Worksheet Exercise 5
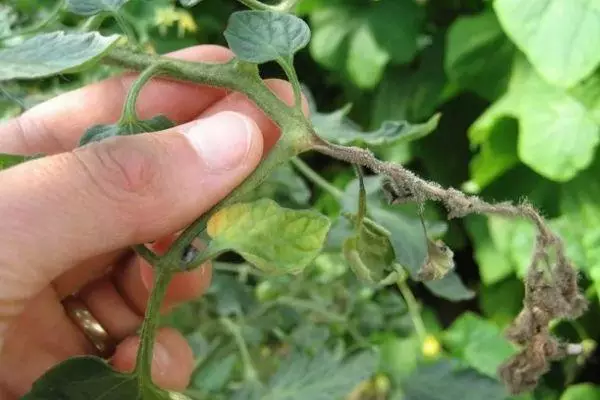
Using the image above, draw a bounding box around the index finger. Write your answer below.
[0,45,233,155]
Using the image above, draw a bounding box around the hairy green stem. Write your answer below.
[135,266,173,383]
[120,62,167,123]
[396,274,427,344]
[133,244,159,264]
[221,317,259,382]
[291,157,344,200]
[278,58,303,111]
[0,0,65,40]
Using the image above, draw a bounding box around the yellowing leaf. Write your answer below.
[206,199,331,274]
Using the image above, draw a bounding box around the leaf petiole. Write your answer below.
[291,157,344,201]
[112,11,139,46]
[120,62,168,123]
[221,317,259,382]
[277,56,303,112]
[395,269,427,344]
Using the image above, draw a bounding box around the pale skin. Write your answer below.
[0,45,304,398]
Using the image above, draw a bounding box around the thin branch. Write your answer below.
[396,274,427,343]
[291,157,344,200]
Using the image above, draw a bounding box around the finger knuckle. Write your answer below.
[73,137,164,212]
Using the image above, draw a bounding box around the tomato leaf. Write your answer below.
[444,312,517,378]
[470,57,599,182]
[306,87,440,147]
[22,356,190,399]
[342,215,395,283]
[66,0,129,16]
[179,0,204,7]
[79,115,174,146]
[560,384,600,400]
[494,0,600,87]
[403,360,508,400]
[0,31,120,81]
[224,11,310,64]
[232,350,377,400]
[445,11,514,100]
[206,199,331,274]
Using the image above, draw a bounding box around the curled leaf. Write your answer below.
[418,239,455,281]
[342,215,395,283]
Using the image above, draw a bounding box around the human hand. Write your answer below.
[0,45,297,398]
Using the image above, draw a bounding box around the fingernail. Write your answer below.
[183,111,255,171]
[153,341,171,376]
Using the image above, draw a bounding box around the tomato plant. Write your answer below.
[1,0,600,399]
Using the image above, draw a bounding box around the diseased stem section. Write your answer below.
[313,138,587,395]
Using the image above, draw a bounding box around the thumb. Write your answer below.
[0,111,263,295]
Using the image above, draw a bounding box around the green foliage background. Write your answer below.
[3,0,600,399]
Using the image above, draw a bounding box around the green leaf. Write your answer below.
[378,335,420,384]
[469,57,599,181]
[252,163,311,207]
[79,115,175,146]
[307,91,440,147]
[66,0,128,16]
[179,0,203,7]
[308,0,423,88]
[192,353,238,393]
[373,39,446,124]
[206,199,331,274]
[560,384,600,400]
[559,159,600,293]
[466,216,515,285]
[479,277,525,327]
[494,0,600,87]
[403,360,507,400]
[23,356,189,399]
[346,22,389,89]
[224,11,310,64]
[309,6,354,70]
[0,153,27,170]
[444,312,517,378]
[342,215,395,283]
[0,5,17,38]
[445,11,514,100]
[423,272,475,302]
[247,350,378,400]
[0,31,120,81]
[468,118,519,191]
